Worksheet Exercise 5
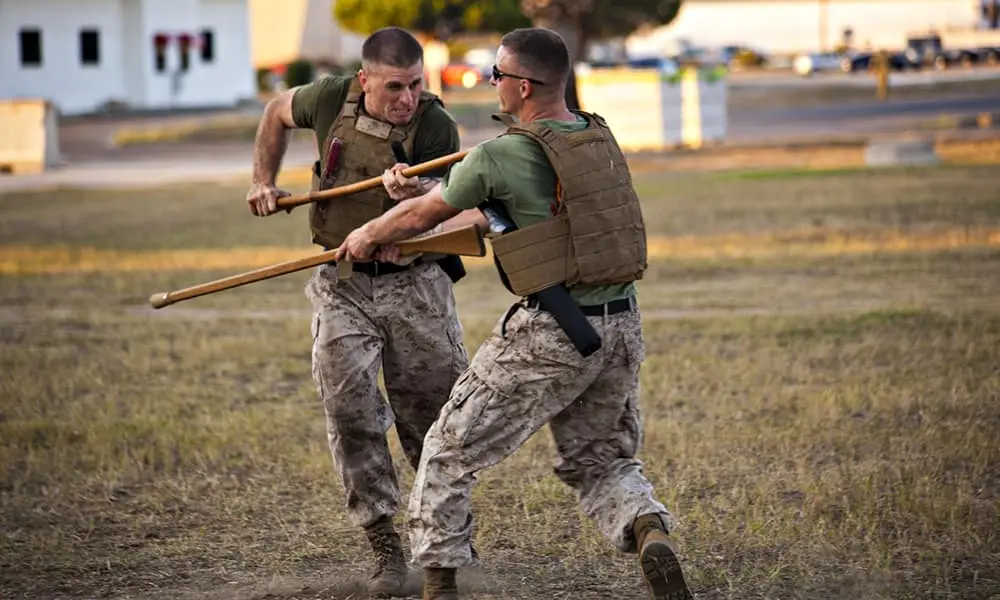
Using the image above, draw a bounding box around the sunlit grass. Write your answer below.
[2,163,999,600]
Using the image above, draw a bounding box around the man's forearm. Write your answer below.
[252,106,290,185]
[365,184,461,244]
[366,201,436,244]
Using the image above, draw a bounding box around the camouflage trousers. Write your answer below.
[306,261,468,529]
[407,298,672,568]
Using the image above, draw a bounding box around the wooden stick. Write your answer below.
[149,224,485,309]
[276,150,468,210]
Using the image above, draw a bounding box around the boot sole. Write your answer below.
[641,540,693,600]
[367,571,408,598]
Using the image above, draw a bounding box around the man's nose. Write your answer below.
[401,90,417,108]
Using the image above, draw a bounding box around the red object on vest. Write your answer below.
[323,137,342,180]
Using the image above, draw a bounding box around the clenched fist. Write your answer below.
[382,162,422,202]
[247,182,291,216]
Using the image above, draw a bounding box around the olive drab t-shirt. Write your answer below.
[441,116,637,306]
[290,75,461,176]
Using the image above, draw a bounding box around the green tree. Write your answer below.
[335,1,528,41]
[334,0,683,108]
[522,0,683,108]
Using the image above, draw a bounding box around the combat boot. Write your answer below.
[422,567,458,600]
[363,515,408,597]
[633,514,694,600]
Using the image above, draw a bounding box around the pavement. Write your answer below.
[725,65,1000,89]
[2,69,999,193]
[728,94,1000,142]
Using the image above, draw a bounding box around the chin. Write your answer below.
[389,113,414,126]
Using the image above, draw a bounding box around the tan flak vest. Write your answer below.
[488,111,648,296]
[309,77,443,249]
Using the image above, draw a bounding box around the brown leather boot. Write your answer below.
[422,567,458,600]
[363,516,407,597]
[633,514,693,600]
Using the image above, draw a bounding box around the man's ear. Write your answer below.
[358,69,369,92]
[520,80,530,100]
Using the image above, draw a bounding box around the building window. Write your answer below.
[19,28,42,67]
[80,29,100,65]
[201,29,215,62]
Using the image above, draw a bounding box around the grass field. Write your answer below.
[1,163,999,600]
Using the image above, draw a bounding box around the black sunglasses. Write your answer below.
[491,64,546,85]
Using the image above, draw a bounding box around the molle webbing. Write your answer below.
[488,217,569,296]
[309,78,440,249]
[489,112,647,296]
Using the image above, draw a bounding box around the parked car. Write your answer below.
[904,34,981,69]
[626,56,681,76]
[840,52,915,73]
[720,45,768,70]
[971,46,1000,65]
[440,63,483,89]
[793,52,844,76]
[440,48,495,90]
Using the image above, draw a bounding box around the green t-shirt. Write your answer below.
[442,116,637,306]
[290,75,461,176]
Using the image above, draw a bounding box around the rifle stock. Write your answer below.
[276,150,469,210]
[396,223,485,257]
[149,224,486,309]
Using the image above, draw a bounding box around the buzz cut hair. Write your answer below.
[499,27,570,85]
[361,27,424,70]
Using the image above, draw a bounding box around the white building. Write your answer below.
[627,0,986,56]
[0,0,257,116]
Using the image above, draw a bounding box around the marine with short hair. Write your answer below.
[246,26,470,597]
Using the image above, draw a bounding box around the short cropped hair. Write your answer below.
[362,27,424,69]
[500,28,570,85]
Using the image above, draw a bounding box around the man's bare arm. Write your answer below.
[365,183,462,244]
[252,89,298,186]
[437,208,489,233]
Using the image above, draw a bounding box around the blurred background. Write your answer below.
[1,0,999,183]
[3,4,1000,600]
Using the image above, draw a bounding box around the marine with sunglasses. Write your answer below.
[336,26,695,600]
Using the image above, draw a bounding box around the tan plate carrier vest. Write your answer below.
[309,77,443,249]
[488,111,648,297]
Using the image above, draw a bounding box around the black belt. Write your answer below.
[327,257,423,277]
[526,295,634,316]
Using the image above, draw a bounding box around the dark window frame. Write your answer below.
[201,29,215,63]
[80,28,100,66]
[19,28,42,67]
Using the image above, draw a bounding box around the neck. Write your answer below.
[516,99,575,124]
[362,94,380,120]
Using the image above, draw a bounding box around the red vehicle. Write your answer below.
[440,63,486,89]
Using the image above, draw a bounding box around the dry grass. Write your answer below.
[1,163,999,600]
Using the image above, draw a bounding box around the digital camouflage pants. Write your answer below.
[306,261,468,528]
[407,298,673,567]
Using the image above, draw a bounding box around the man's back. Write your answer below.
[440,115,637,306]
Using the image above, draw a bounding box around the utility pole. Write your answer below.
[819,0,829,51]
